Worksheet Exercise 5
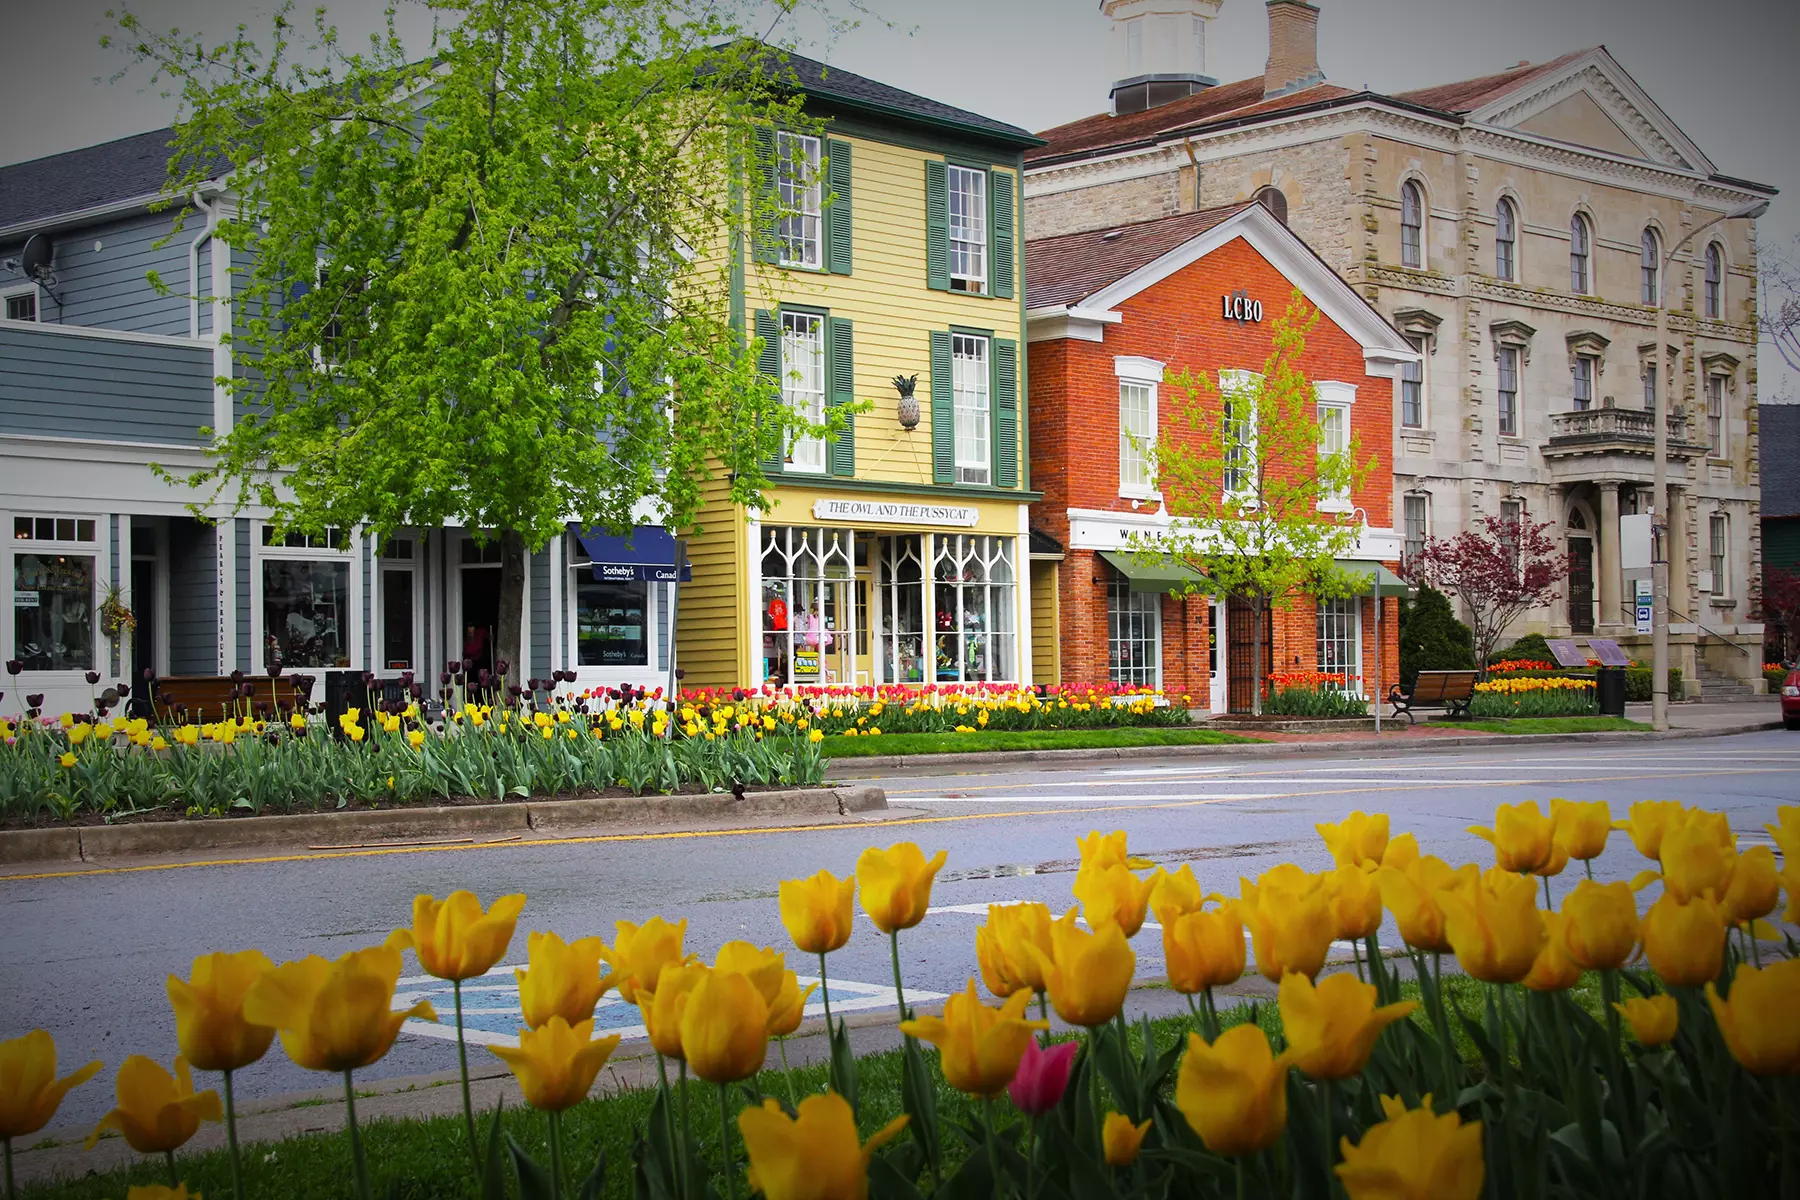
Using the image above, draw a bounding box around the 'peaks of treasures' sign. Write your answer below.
[1222,289,1264,324]
[812,499,980,528]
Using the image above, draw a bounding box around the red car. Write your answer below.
[1784,667,1800,730]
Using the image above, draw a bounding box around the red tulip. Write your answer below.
[1008,1038,1077,1115]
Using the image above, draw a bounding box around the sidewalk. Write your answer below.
[1235,697,1782,745]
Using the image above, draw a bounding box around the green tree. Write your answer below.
[1131,294,1373,714]
[112,0,826,674]
[1398,584,1474,686]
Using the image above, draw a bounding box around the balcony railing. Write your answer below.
[1543,406,1705,459]
[0,318,214,447]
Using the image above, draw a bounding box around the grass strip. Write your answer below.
[820,727,1261,758]
[1427,717,1653,735]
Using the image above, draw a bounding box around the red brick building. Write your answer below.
[1025,200,1418,712]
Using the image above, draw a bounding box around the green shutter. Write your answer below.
[990,170,1015,300]
[925,160,950,292]
[827,316,855,477]
[826,138,853,276]
[993,338,1018,488]
[930,330,954,484]
[755,309,783,472]
[752,126,778,265]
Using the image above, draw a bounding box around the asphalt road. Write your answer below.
[4,730,1797,1131]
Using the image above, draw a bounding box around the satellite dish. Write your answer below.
[20,234,54,282]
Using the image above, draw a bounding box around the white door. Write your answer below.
[1209,598,1229,715]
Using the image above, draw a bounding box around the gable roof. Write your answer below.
[1764,405,1800,519]
[0,127,219,234]
[1389,48,1592,114]
[767,47,1041,148]
[1029,77,1353,165]
[1026,203,1252,310]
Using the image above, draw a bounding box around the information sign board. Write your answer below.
[1546,638,1589,669]
[1588,639,1633,668]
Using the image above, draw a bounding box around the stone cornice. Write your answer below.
[1480,64,1688,171]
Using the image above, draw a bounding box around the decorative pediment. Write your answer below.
[1391,307,1444,340]
[1467,50,1712,175]
[1489,318,1536,362]
[1702,350,1741,375]
[1566,329,1611,373]
[1637,341,1681,362]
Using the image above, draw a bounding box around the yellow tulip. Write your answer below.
[1614,800,1686,860]
[1148,864,1207,921]
[1781,861,1800,926]
[1174,1025,1294,1156]
[1327,865,1384,940]
[1073,863,1157,937]
[713,942,788,1012]
[85,1056,222,1154]
[1560,880,1639,971]
[778,870,856,955]
[0,1030,102,1140]
[1613,995,1679,1048]
[1378,856,1473,954]
[1380,833,1421,870]
[1550,798,1611,860]
[856,842,947,934]
[166,950,276,1074]
[1076,830,1153,872]
[489,1017,621,1112]
[679,969,769,1084]
[515,931,611,1030]
[765,970,819,1038]
[241,943,436,1073]
[1317,811,1390,868]
[1705,959,1800,1075]
[1027,906,1135,1027]
[1532,838,1570,879]
[639,962,707,1060]
[1278,972,1418,1080]
[975,902,1053,998]
[1769,805,1800,855]
[1659,817,1736,903]
[1467,801,1555,873]
[1236,867,1336,983]
[1522,912,1582,992]
[1102,1112,1152,1168]
[899,980,1046,1097]
[1437,867,1545,984]
[738,1092,909,1200]
[1721,844,1779,925]
[605,916,690,1005]
[391,891,526,982]
[1162,905,1246,994]
[1641,894,1727,988]
[1335,1094,1485,1200]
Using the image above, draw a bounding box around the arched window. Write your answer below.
[1495,199,1518,281]
[1705,243,1724,318]
[1570,214,1592,294]
[1254,186,1289,226]
[1400,182,1424,268]
[1641,228,1661,305]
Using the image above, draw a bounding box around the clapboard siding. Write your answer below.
[0,323,212,444]
[235,519,252,672]
[167,518,217,674]
[673,474,745,690]
[530,548,551,677]
[16,210,197,336]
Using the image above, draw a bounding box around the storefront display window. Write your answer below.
[877,536,925,684]
[1107,574,1159,687]
[932,534,1014,683]
[761,526,853,685]
[13,552,95,671]
[575,580,649,666]
[263,560,350,668]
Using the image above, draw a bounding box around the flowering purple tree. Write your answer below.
[1401,513,1566,675]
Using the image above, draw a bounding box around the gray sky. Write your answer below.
[5,0,1796,395]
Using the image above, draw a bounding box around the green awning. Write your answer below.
[1098,550,1207,593]
[1335,559,1413,598]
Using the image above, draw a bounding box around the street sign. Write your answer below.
[1589,639,1633,668]
[1634,578,1653,634]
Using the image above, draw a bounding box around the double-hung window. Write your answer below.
[1116,358,1161,497]
[1315,382,1354,511]
[1495,200,1517,281]
[1403,495,1428,566]
[1315,597,1362,696]
[1641,228,1661,304]
[948,165,988,294]
[1400,336,1425,428]
[1704,244,1724,318]
[781,312,828,474]
[1497,347,1520,437]
[1709,514,1729,598]
[776,132,823,270]
[1500,499,1525,576]
[952,333,990,485]
[1572,355,1596,411]
[1570,214,1592,295]
[1400,182,1424,269]
[1706,375,1726,456]
[1220,371,1260,500]
[1107,574,1160,688]
[1643,363,1658,414]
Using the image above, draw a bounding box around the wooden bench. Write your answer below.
[150,675,309,724]
[1387,669,1478,724]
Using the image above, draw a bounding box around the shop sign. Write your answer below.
[811,499,980,528]
[1222,289,1264,324]
[593,562,685,583]
[13,591,38,607]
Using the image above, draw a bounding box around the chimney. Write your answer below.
[1264,0,1324,99]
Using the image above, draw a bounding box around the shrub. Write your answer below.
[1765,663,1790,690]
[1491,632,1554,666]
[1397,584,1474,686]
[1624,665,1685,702]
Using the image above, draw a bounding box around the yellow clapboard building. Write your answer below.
[677,53,1049,692]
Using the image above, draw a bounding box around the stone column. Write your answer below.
[1599,482,1621,630]
[1667,485,1689,619]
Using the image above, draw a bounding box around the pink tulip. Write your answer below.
[1009,1038,1078,1115]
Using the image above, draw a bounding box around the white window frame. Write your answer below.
[1497,346,1521,437]
[1,282,40,322]
[1399,335,1426,429]
[251,521,360,677]
[1115,356,1163,499]
[947,165,988,294]
[1641,228,1661,305]
[7,511,105,680]
[1400,182,1425,269]
[1706,373,1727,457]
[1495,199,1518,282]
[1570,214,1593,295]
[1106,573,1161,689]
[780,311,828,474]
[952,333,991,485]
[1220,369,1261,502]
[1704,243,1724,319]
[1314,381,1356,513]
[565,550,663,680]
[1708,512,1729,599]
[775,131,823,271]
[1572,354,1597,411]
[374,536,423,676]
[1315,595,1364,697]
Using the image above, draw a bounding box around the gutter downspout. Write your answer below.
[186,188,220,339]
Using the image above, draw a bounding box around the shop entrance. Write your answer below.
[1568,536,1594,634]
[1226,597,1272,714]
[460,567,500,674]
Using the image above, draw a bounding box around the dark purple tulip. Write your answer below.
[230,669,244,684]
[477,669,491,685]
[142,667,155,680]
[674,669,686,681]
[117,684,131,698]
[269,661,284,678]
[85,671,101,685]
[440,672,451,685]
[26,693,44,708]
[410,683,423,700]
[461,658,473,673]
[495,659,510,676]
[5,660,22,676]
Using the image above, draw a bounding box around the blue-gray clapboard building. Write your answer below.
[1,131,678,717]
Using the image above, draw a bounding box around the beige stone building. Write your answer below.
[1025,0,1777,689]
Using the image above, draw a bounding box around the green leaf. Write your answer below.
[479,1099,509,1200]
[506,1132,556,1200]
[899,1036,942,1181]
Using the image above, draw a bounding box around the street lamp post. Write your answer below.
[1650,198,1768,731]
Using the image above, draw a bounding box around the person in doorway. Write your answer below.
[463,624,491,673]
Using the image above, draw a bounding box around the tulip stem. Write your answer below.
[3,1137,12,1200]
[223,1068,244,1200]
[1234,1158,1245,1200]
[1320,1077,1334,1197]
[1583,859,1594,881]
[889,931,908,1021]
[716,1083,738,1200]
[778,1037,798,1110]
[982,1096,1003,1196]
[454,979,478,1164]
[1038,992,1051,1046]
[1542,875,1553,910]
[165,1149,178,1188]
[818,951,834,1033]
[1351,938,1364,983]
[343,1070,371,1200]
[677,1059,693,1200]
[548,1109,565,1200]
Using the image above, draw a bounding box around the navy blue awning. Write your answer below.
[573,525,690,583]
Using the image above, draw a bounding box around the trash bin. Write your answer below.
[1596,665,1627,718]
[323,669,363,734]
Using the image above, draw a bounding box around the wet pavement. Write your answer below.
[3,729,1796,1130]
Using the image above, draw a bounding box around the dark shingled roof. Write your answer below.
[766,47,1040,147]
[1763,405,1800,519]
[0,127,213,231]
[1026,203,1252,310]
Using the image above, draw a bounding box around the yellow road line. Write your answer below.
[2,766,1782,884]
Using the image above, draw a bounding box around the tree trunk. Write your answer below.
[495,528,528,691]
[1250,595,1264,717]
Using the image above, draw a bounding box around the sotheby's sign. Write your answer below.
[812,499,981,527]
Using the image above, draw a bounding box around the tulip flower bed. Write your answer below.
[1468,674,1599,717]
[683,682,1194,737]
[6,801,1799,1200]
[1261,672,1369,718]
[820,727,1258,758]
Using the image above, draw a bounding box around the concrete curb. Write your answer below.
[832,720,1787,771]
[0,785,887,865]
